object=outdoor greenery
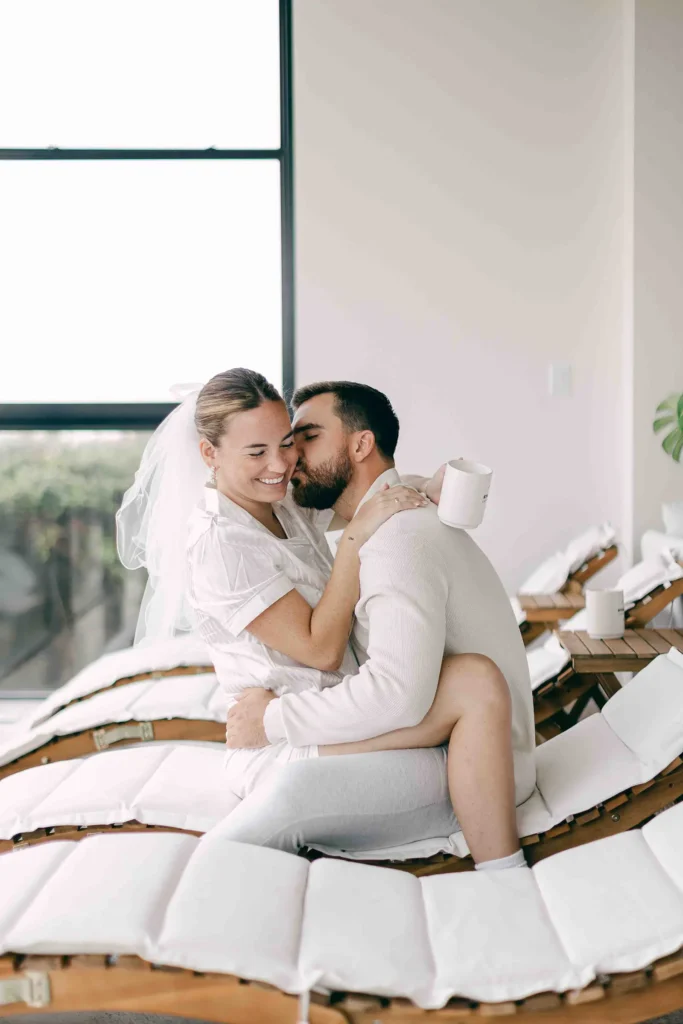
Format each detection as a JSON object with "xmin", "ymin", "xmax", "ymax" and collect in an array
[
  {"xmin": 653, "ymin": 393, "xmax": 683, "ymax": 463},
  {"xmin": 0, "ymin": 432, "xmax": 148, "ymax": 575}
]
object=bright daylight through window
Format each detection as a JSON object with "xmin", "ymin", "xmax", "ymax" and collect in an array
[{"xmin": 0, "ymin": 0, "xmax": 291, "ymax": 697}]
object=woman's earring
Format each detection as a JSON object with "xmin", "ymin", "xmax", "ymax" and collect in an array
[{"xmin": 211, "ymin": 466, "xmax": 218, "ymax": 487}]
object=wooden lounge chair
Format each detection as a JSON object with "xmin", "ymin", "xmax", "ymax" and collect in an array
[
  {"xmin": 532, "ymin": 558, "xmax": 683, "ymax": 739},
  {"xmin": 2, "ymin": 647, "xmax": 682, "ymax": 880},
  {"xmin": 514, "ymin": 524, "xmax": 618, "ymax": 646},
  {"xmin": 1, "ymin": 809, "xmax": 683, "ymax": 1022},
  {"xmin": 519, "ymin": 546, "xmax": 619, "ymax": 647},
  {"xmin": 0, "ymin": 639, "xmax": 218, "ymax": 781},
  {"xmin": 2, "ymin": 557, "xmax": 680, "ymax": 780}
]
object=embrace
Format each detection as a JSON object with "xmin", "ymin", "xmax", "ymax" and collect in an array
[{"xmin": 117, "ymin": 369, "xmax": 536, "ymax": 870}]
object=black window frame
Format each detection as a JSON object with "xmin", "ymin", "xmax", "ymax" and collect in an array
[{"xmin": 0, "ymin": 0, "xmax": 294, "ymax": 431}]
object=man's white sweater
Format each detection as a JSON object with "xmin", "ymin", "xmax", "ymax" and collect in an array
[{"xmin": 264, "ymin": 468, "xmax": 536, "ymax": 806}]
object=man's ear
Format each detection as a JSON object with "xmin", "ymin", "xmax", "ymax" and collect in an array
[{"xmin": 350, "ymin": 429, "xmax": 377, "ymax": 463}]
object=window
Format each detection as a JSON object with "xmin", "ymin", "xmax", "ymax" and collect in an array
[{"xmin": 0, "ymin": 0, "xmax": 293, "ymax": 695}]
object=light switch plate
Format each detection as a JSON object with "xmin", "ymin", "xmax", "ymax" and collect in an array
[{"xmin": 549, "ymin": 362, "xmax": 572, "ymax": 397}]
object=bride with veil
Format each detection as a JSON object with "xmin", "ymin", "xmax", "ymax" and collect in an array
[{"xmin": 116, "ymin": 367, "xmax": 525, "ymax": 870}]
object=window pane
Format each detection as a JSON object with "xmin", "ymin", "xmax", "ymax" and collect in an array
[
  {"xmin": 0, "ymin": 431, "xmax": 149, "ymax": 696},
  {"xmin": 0, "ymin": 160, "xmax": 282, "ymax": 403},
  {"xmin": 0, "ymin": 0, "xmax": 280, "ymax": 148}
]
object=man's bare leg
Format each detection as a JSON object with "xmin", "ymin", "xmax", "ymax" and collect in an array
[{"xmin": 320, "ymin": 654, "xmax": 520, "ymax": 864}]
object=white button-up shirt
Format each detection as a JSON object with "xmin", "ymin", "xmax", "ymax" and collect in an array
[
  {"xmin": 186, "ymin": 485, "xmax": 358, "ymax": 796},
  {"xmin": 186, "ymin": 485, "xmax": 358, "ymax": 698}
]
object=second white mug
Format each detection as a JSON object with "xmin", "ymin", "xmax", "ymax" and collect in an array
[{"xmin": 585, "ymin": 589, "xmax": 625, "ymax": 640}]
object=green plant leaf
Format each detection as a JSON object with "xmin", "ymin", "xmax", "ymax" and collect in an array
[
  {"xmin": 653, "ymin": 415, "xmax": 676, "ymax": 434},
  {"xmin": 656, "ymin": 395, "xmax": 679, "ymax": 414},
  {"xmin": 678, "ymin": 393, "xmax": 683, "ymax": 423},
  {"xmin": 662, "ymin": 428, "xmax": 683, "ymax": 456},
  {"xmin": 673, "ymin": 432, "xmax": 683, "ymax": 463}
]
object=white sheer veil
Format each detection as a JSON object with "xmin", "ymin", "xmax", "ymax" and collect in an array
[{"xmin": 116, "ymin": 383, "xmax": 210, "ymax": 645}]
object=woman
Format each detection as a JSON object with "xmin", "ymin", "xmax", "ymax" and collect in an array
[{"xmin": 118, "ymin": 368, "xmax": 523, "ymax": 870}]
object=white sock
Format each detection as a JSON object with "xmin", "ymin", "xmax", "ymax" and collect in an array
[{"xmin": 474, "ymin": 848, "xmax": 526, "ymax": 871}]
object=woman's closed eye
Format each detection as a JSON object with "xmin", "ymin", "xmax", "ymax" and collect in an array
[{"xmin": 248, "ymin": 441, "xmax": 294, "ymax": 458}]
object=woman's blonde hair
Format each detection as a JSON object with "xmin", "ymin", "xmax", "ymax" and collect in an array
[{"xmin": 195, "ymin": 368, "xmax": 282, "ymax": 446}]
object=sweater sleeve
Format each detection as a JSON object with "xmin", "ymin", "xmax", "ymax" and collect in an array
[{"xmin": 268, "ymin": 524, "xmax": 448, "ymax": 746}]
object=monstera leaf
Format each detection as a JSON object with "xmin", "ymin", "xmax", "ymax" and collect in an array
[{"xmin": 653, "ymin": 393, "xmax": 683, "ymax": 462}]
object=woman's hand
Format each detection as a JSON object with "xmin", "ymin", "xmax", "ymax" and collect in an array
[
  {"xmin": 344, "ymin": 484, "xmax": 430, "ymax": 547},
  {"xmin": 425, "ymin": 463, "xmax": 447, "ymax": 505}
]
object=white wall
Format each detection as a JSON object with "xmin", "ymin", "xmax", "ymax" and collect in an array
[
  {"xmin": 294, "ymin": 0, "xmax": 628, "ymax": 589},
  {"xmin": 632, "ymin": 0, "xmax": 683, "ymax": 544}
]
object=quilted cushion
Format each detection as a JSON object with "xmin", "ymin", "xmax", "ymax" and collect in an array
[
  {"xmin": 22, "ymin": 635, "xmax": 212, "ymax": 731},
  {"xmin": 602, "ymin": 648, "xmax": 683, "ymax": 774},
  {"xmin": 1, "ymin": 804, "xmax": 683, "ymax": 1008},
  {"xmin": 0, "ymin": 745, "xmax": 237, "ymax": 838},
  {"xmin": 0, "ymin": 672, "xmax": 222, "ymax": 770}
]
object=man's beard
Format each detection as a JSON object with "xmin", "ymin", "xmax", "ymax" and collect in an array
[{"xmin": 291, "ymin": 448, "xmax": 353, "ymax": 509}]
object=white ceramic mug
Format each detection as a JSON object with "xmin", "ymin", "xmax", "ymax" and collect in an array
[
  {"xmin": 585, "ymin": 589, "xmax": 625, "ymax": 640},
  {"xmin": 437, "ymin": 459, "xmax": 492, "ymax": 530}
]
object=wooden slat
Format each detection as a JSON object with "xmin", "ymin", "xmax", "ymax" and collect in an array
[
  {"xmin": 627, "ymin": 579, "xmax": 683, "ymax": 628},
  {"xmin": 578, "ymin": 635, "xmax": 612, "ymax": 656},
  {"xmin": 634, "ymin": 628, "xmax": 671, "ymax": 654},
  {"xmin": 519, "ymin": 595, "xmax": 539, "ymax": 610},
  {"xmin": 621, "ymin": 630, "xmax": 658, "ymax": 657},
  {"xmin": 653, "ymin": 628, "xmax": 683, "ymax": 654},
  {"xmin": 566, "ymin": 544, "xmax": 618, "ymax": 587},
  {"xmin": 567, "ymin": 593, "xmax": 585, "ymax": 609},
  {"xmin": 601, "ymin": 637, "xmax": 636, "ymax": 657},
  {"xmin": 557, "ymin": 631, "xmax": 592, "ymax": 657},
  {"xmin": 551, "ymin": 593, "xmax": 572, "ymax": 609}
]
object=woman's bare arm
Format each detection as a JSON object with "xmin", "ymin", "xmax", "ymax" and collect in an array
[{"xmin": 245, "ymin": 485, "xmax": 429, "ymax": 671}]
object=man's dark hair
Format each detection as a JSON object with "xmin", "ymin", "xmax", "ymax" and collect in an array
[{"xmin": 292, "ymin": 381, "xmax": 400, "ymax": 460}]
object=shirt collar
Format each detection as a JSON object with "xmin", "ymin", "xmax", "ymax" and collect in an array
[
  {"xmin": 202, "ymin": 484, "xmax": 276, "ymax": 529},
  {"xmin": 355, "ymin": 467, "xmax": 401, "ymax": 513}
]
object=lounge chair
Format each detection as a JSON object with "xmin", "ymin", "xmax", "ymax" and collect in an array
[
  {"xmin": 532, "ymin": 550, "xmax": 683, "ymax": 738},
  {"xmin": 0, "ymin": 637, "xmax": 218, "ymax": 780},
  {"xmin": 1, "ymin": 646, "xmax": 682, "ymax": 878},
  {"xmin": 1, "ymin": 801, "xmax": 683, "ymax": 1021},
  {"xmin": 512, "ymin": 523, "xmax": 618, "ymax": 645}
]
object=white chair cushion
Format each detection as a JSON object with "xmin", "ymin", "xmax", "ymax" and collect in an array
[
  {"xmin": 518, "ymin": 553, "xmax": 570, "ymax": 596},
  {"xmin": 2, "ymin": 804, "xmax": 683, "ymax": 1007},
  {"xmin": 0, "ymin": 673, "xmax": 223, "ymax": 770},
  {"xmin": 518, "ymin": 522, "xmax": 616, "ymax": 596},
  {"xmin": 617, "ymin": 551, "xmax": 683, "ymax": 607},
  {"xmin": 0, "ymin": 745, "xmax": 236, "ymax": 839},
  {"xmin": 564, "ymin": 522, "xmax": 616, "ymax": 574},
  {"xmin": 527, "ymin": 635, "xmax": 571, "ymax": 691},
  {"xmin": 642, "ymin": 528, "xmax": 683, "ymax": 563},
  {"xmin": 0, "ymin": 842, "xmax": 73, "ymax": 938},
  {"xmin": 21, "ymin": 635, "xmax": 212, "ymax": 731},
  {"xmin": 643, "ymin": 801, "xmax": 683, "ymax": 890},
  {"xmin": 156, "ymin": 836, "xmax": 308, "ymax": 991},
  {"xmin": 602, "ymin": 649, "xmax": 683, "ymax": 774},
  {"xmin": 532, "ymin": 829, "xmax": 683, "ymax": 975},
  {"xmin": 534, "ymin": 714, "xmax": 645, "ymax": 820},
  {"xmin": 298, "ymin": 858, "xmax": 433, "ymax": 1003},
  {"xmin": 4, "ymin": 833, "xmax": 196, "ymax": 955},
  {"xmin": 422, "ymin": 868, "xmax": 585, "ymax": 1004}
]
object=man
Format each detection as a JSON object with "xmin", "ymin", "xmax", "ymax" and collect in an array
[{"xmin": 216, "ymin": 381, "xmax": 536, "ymax": 856}]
